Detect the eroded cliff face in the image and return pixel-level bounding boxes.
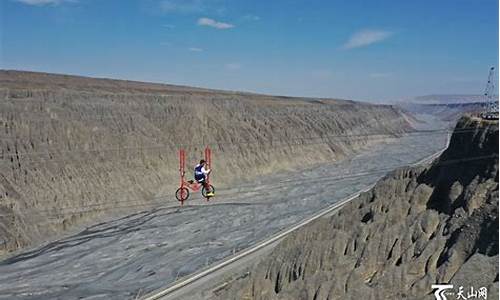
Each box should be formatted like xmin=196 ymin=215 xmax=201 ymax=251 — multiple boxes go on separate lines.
xmin=220 ymin=116 xmax=498 ymax=300
xmin=0 ymin=71 xmax=412 ymax=256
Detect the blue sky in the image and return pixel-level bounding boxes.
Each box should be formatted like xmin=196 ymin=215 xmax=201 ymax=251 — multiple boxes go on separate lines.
xmin=1 ymin=0 xmax=498 ymax=102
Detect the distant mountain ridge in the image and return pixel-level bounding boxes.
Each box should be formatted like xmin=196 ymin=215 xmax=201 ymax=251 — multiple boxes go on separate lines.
xmin=412 ymin=94 xmax=497 ymax=105
xmin=397 ymin=94 xmax=497 ymax=121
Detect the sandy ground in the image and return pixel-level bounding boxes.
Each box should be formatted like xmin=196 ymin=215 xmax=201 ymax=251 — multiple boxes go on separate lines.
xmin=0 ymin=116 xmax=450 ymax=300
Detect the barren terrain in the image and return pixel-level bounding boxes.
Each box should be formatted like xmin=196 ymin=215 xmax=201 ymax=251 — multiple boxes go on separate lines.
xmin=0 ymin=70 xmax=413 ymax=256
xmin=0 ymin=115 xmax=448 ymax=299
xmin=219 ymin=116 xmax=498 ymax=300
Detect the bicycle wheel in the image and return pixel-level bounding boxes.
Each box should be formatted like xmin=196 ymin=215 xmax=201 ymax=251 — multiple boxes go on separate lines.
xmin=201 ymin=185 xmax=215 ymax=198
xmin=175 ymin=187 xmax=190 ymax=202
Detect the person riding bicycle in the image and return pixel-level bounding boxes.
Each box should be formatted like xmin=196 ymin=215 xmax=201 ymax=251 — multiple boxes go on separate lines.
xmin=194 ymin=159 xmax=214 ymax=197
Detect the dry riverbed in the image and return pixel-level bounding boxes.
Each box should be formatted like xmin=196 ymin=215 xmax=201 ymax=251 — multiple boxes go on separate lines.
xmin=0 ymin=116 xmax=449 ymax=300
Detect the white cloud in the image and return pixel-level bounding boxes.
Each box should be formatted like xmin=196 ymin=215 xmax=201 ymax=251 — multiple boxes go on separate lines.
xmin=197 ymin=17 xmax=234 ymax=29
xmin=15 ymin=0 xmax=73 ymax=5
xmin=370 ymin=72 xmax=392 ymax=78
xmin=343 ymin=29 xmax=393 ymax=49
xmin=225 ymin=63 xmax=241 ymax=70
xmin=188 ymin=47 xmax=204 ymax=52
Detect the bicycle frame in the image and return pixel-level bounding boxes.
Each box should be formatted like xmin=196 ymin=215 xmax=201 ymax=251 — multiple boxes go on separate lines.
xmin=178 ymin=146 xmax=212 ymax=205
xmin=182 ymin=179 xmax=203 ymax=192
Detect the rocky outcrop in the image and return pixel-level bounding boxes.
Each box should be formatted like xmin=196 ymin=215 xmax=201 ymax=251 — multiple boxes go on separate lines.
xmin=0 ymin=70 xmax=412 ymax=257
xmin=219 ymin=116 xmax=498 ymax=299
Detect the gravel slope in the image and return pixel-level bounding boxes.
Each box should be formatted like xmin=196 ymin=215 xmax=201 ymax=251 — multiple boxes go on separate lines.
xmin=0 ymin=116 xmax=448 ymax=300
xmin=0 ymin=71 xmax=412 ymax=256
xmin=218 ymin=116 xmax=498 ymax=300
